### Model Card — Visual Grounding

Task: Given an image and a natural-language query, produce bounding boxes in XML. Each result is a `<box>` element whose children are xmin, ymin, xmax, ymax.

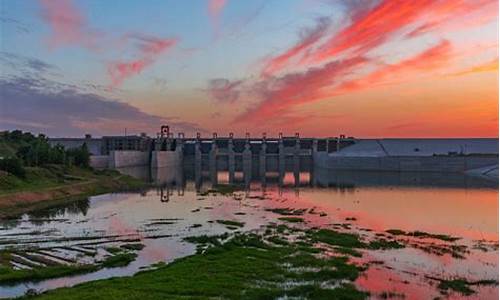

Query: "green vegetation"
<box><xmin>310</xmin><ymin>229</ymin><xmax>365</xmax><ymax>248</ymax></box>
<box><xmin>0</xmin><ymin>264</ymin><xmax>99</xmax><ymax>285</ymax></box>
<box><xmin>310</xmin><ymin>229</ymin><xmax>404</xmax><ymax>251</ymax></box>
<box><xmin>385</xmin><ymin>229</ymin><xmax>460</xmax><ymax>242</ymax></box>
<box><xmin>199</xmin><ymin>184</ymin><xmax>243</xmax><ymax>196</ymax></box>
<box><xmin>435</xmin><ymin>278</ymin><xmax>497</xmax><ymax>296</ymax></box>
<box><xmin>0</xmin><ymin>130</ymin><xmax>148</xmax><ymax>219</ymax></box>
<box><xmin>278</xmin><ymin>217</ymin><xmax>304</xmax><ymax>223</ymax></box>
<box><xmin>0</xmin><ymin>130</ymin><xmax>90</xmax><ymax>171</ymax></box>
<box><xmin>28</xmin><ymin>230</ymin><xmax>369</xmax><ymax>300</ymax></box>
<box><xmin>121</xmin><ymin>243</ymin><xmax>145</xmax><ymax>251</ymax></box>
<box><xmin>266</xmin><ymin>207</ymin><xmax>307</xmax><ymax>216</ymax></box>
<box><xmin>0</xmin><ymin>167</ymin><xmax>146</xmax><ymax>219</ymax></box>
<box><xmin>101</xmin><ymin>253</ymin><xmax>137</xmax><ymax>268</ymax></box>
<box><xmin>367</xmin><ymin>239</ymin><xmax>405</xmax><ymax>250</ymax></box>
<box><xmin>0</xmin><ymin>246</ymin><xmax>141</xmax><ymax>285</ymax></box>
<box><xmin>216</xmin><ymin>220</ymin><xmax>245</xmax><ymax>228</ymax></box>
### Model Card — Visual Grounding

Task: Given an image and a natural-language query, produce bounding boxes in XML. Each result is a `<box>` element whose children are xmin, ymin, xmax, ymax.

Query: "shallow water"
<box><xmin>0</xmin><ymin>166</ymin><xmax>498</xmax><ymax>299</ymax></box>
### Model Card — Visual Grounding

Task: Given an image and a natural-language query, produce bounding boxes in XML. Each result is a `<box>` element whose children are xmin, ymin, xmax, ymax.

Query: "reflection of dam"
<box><xmin>138</xmin><ymin>164</ymin><xmax>499</xmax><ymax>203</ymax></box>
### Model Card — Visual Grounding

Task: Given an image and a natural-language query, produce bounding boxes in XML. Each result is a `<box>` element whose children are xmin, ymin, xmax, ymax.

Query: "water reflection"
<box><xmin>116</xmin><ymin>162</ymin><xmax>498</xmax><ymax>196</ymax></box>
<box><xmin>0</xmin><ymin>163</ymin><xmax>497</xmax><ymax>298</ymax></box>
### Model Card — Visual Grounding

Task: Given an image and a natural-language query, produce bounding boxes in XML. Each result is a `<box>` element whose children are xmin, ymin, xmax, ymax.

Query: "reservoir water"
<box><xmin>0</xmin><ymin>165</ymin><xmax>497</xmax><ymax>299</ymax></box>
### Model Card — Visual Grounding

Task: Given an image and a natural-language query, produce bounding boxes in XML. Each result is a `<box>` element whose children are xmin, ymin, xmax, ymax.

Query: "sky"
<box><xmin>0</xmin><ymin>0</ymin><xmax>498</xmax><ymax>138</ymax></box>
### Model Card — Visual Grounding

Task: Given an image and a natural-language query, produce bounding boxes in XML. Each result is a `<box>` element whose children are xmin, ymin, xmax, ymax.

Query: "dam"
<box><xmin>49</xmin><ymin>127</ymin><xmax>499</xmax><ymax>180</ymax></box>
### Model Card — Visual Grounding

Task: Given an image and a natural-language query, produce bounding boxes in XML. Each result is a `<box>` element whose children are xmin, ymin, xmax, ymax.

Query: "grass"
<box><xmin>310</xmin><ymin>229</ymin><xmax>365</xmax><ymax>248</ymax></box>
<box><xmin>199</xmin><ymin>184</ymin><xmax>243</xmax><ymax>196</ymax></box>
<box><xmin>0</xmin><ymin>243</ymin><xmax>142</xmax><ymax>285</ymax></box>
<box><xmin>385</xmin><ymin>229</ymin><xmax>460</xmax><ymax>242</ymax></box>
<box><xmin>216</xmin><ymin>220</ymin><xmax>245</xmax><ymax>228</ymax></box>
<box><xmin>183</xmin><ymin>233</ymin><xmax>230</xmax><ymax>247</ymax></box>
<box><xmin>120</xmin><ymin>243</ymin><xmax>145</xmax><ymax>251</ymax></box>
<box><xmin>309</xmin><ymin>229</ymin><xmax>405</xmax><ymax>251</ymax></box>
<box><xmin>278</xmin><ymin>217</ymin><xmax>304</xmax><ymax>223</ymax></box>
<box><xmin>101</xmin><ymin>253</ymin><xmax>137</xmax><ymax>268</ymax></box>
<box><xmin>367</xmin><ymin>239</ymin><xmax>405</xmax><ymax>250</ymax></box>
<box><xmin>266</xmin><ymin>207</ymin><xmax>307</xmax><ymax>216</ymax></box>
<box><xmin>27</xmin><ymin>231</ymin><xmax>369</xmax><ymax>300</ymax></box>
<box><xmin>0</xmin><ymin>264</ymin><xmax>99</xmax><ymax>285</ymax></box>
<box><xmin>436</xmin><ymin>278</ymin><xmax>498</xmax><ymax>296</ymax></box>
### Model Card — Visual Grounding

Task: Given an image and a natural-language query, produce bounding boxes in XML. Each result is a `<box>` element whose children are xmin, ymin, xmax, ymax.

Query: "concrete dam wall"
<box><xmin>313</xmin><ymin>138</ymin><xmax>498</xmax><ymax>174</ymax></box>
<box><xmin>151</xmin><ymin>150</ymin><xmax>182</xmax><ymax>168</ymax></box>
<box><xmin>88</xmin><ymin>136</ymin><xmax>498</xmax><ymax>176</ymax></box>
<box><xmin>108</xmin><ymin>151</ymin><xmax>150</xmax><ymax>169</ymax></box>
<box><xmin>313</xmin><ymin>153</ymin><xmax>498</xmax><ymax>173</ymax></box>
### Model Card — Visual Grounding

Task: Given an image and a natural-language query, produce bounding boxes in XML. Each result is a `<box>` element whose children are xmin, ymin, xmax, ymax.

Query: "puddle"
<box><xmin>0</xmin><ymin>167</ymin><xmax>497</xmax><ymax>298</ymax></box>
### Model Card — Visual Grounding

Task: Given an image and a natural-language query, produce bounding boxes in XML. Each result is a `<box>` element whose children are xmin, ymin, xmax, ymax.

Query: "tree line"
<box><xmin>0</xmin><ymin>130</ymin><xmax>90</xmax><ymax>178</ymax></box>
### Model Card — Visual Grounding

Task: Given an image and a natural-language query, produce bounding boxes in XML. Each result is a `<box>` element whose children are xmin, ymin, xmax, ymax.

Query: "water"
<box><xmin>0</xmin><ymin>165</ymin><xmax>497</xmax><ymax>299</ymax></box>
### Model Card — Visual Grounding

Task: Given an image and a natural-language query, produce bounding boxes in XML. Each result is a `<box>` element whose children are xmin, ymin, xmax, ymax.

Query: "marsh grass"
<box><xmin>31</xmin><ymin>229</ymin><xmax>369</xmax><ymax>300</ymax></box>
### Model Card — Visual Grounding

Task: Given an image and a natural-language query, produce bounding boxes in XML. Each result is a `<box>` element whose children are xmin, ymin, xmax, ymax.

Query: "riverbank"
<box><xmin>0</xmin><ymin>166</ymin><xmax>148</xmax><ymax>219</ymax></box>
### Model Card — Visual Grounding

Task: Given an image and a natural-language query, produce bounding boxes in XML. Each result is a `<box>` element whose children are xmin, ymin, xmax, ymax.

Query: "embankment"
<box><xmin>0</xmin><ymin>168</ymin><xmax>147</xmax><ymax>219</ymax></box>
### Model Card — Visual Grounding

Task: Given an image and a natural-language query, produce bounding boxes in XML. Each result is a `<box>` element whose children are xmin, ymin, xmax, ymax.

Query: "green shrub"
<box><xmin>0</xmin><ymin>157</ymin><xmax>26</xmax><ymax>178</ymax></box>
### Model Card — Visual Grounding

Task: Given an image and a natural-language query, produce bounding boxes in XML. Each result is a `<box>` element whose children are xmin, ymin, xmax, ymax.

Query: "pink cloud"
<box><xmin>261</xmin><ymin>0</ymin><xmax>496</xmax><ymax>75</ymax></box>
<box><xmin>38</xmin><ymin>0</ymin><xmax>179</xmax><ymax>88</ymax></box>
<box><xmin>108</xmin><ymin>36</ymin><xmax>177</xmax><ymax>88</ymax></box>
<box><xmin>39</xmin><ymin>0</ymin><xmax>102</xmax><ymax>50</ymax></box>
<box><xmin>238</xmin><ymin>56</ymin><xmax>368</xmax><ymax>123</ymax></box>
<box><xmin>308</xmin><ymin>0</ymin><xmax>491</xmax><ymax>65</ymax></box>
<box><xmin>208</xmin><ymin>0</ymin><xmax>227</xmax><ymax>36</ymax></box>
<box><xmin>238</xmin><ymin>40</ymin><xmax>453</xmax><ymax>124</ymax></box>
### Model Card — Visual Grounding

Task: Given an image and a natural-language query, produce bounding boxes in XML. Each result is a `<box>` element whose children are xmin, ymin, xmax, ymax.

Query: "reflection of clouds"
<box><xmin>141</xmin><ymin>240</ymin><xmax>170</xmax><ymax>262</ymax></box>
<box><xmin>108</xmin><ymin>215</ymin><xmax>142</xmax><ymax>238</ymax></box>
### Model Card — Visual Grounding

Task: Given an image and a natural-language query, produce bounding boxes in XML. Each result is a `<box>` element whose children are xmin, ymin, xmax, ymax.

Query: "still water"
<box><xmin>0</xmin><ymin>165</ymin><xmax>498</xmax><ymax>299</ymax></box>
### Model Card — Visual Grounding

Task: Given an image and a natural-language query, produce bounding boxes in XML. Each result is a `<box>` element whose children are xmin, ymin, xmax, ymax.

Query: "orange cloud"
<box><xmin>108</xmin><ymin>36</ymin><xmax>177</xmax><ymax>88</ymax></box>
<box><xmin>450</xmin><ymin>58</ymin><xmax>499</xmax><ymax>77</ymax></box>
<box><xmin>333</xmin><ymin>40</ymin><xmax>453</xmax><ymax>94</ymax></box>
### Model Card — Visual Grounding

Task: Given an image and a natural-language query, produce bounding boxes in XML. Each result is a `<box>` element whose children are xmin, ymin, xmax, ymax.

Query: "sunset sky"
<box><xmin>0</xmin><ymin>0</ymin><xmax>498</xmax><ymax>137</ymax></box>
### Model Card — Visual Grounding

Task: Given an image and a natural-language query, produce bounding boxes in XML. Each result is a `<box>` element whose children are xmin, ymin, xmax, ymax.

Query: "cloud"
<box><xmin>206</xmin><ymin>78</ymin><xmax>243</xmax><ymax>103</ymax></box>
<box><xmin>0</xmin><ymin>52</ymin><xmax>57</xmax><ymax>74</ymax></box>
<box><xmin>449</xmin><ymin>58</ymin><xmax>498</xmax><ymax>77</ymax></box>
<box><xmin>239</xmin><ymin>0</ymin><xmax>491</xmax><ymax>124</ymax></box>
<box><xmin>237</xmin><ymin>56</ymin><xmax>368</xmax><ymax>123</ymax></box>
<box><xmin>261</xmin><ymin>16</ymin><xmax>331</xmax><ymax>76</ymax></box>
<box><xmin>0</xmin><ymin>76</ymin><xmax>201</xmax><ymax>137</ymax></box>
<box><xmin>238</xmin><ymin>40</ymin><xmax>453</xmax><ymax>123</ymax></box>
<box><xmin>38</xmin><ymin>0</ymin><xmax>103</xmax><ymax>50</ymax></box>
<box><xmin>332</xmin><ymin>40</ymin><xmax>453</xmax><ymax>94</ymax></box>
<box><xmin>107</xmin><ymin>35</ymin><xmax>177</xmax><ymax>88</ymax></box>
<box><xmin>0</xmin><ymin>16</ymin><xmax>31</xmax><ymax>34</ymax></box>
<box><xmin>37</xmin><ymin>0</ymin><xmax>178</xmax><ymax>88</ymax></box>
<box><xmin>208</xmin><ymin>0</ymin><xmax>227</xmax><ymax>36</ymax></box>
<box><xmin>260</xmin><ymin>0</ymin><xmax>495</xmax><ymax>74</ymax></box>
